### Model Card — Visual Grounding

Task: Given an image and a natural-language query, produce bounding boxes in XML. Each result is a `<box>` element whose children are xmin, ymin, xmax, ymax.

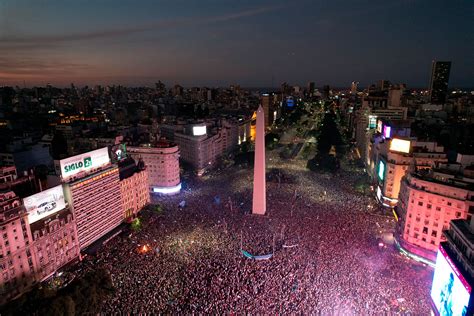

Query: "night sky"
<box><xmin>1</xmin><ymin>0</ymin><xmax>472</xmax><ymax>88</ymax></box>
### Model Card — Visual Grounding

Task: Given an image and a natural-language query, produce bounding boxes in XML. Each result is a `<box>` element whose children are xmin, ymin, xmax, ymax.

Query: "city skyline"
<box><xmin>1</xmin><ymin>0</ymin><xmax>473</xmax><ymax>88</ymax></box>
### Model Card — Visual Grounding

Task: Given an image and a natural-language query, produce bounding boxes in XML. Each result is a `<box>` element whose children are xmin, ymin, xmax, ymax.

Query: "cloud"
<box><xmin>0</xmin><ymin>4</ymin><xmax>285</xmax><ymax>46</ymax></box>
<box><xmin>0</xmin><ymin>56</ymin><xmax>93</xmax><ymax>76</ymax></box>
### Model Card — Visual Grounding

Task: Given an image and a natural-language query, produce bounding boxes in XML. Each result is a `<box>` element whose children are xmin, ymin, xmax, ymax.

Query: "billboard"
<box><xmin>193</xmin><ymin>125</ymin><xmax>207</xmax><ymax>136</ymax></box>
<box><xmin>378</xmin><ymin>160</ymin><xmax>385</xmax><ymax>181</ymax></box>
<box><xmin>286</xmin><ymin>98</ymin><xmax>295</xmax><ymax>107</ymax></box>
<box><xmin>59</xmin><ymin>147</ymin><xmax>110</xmax><ymax>180</ymax></box>
<box><xmin>24</xmin><ymin>185</ymin><xmax>66</xmax><ymax>224</ymax></box>
<box><xmin>111</xmin><ymin>143</ymin><xmax>127</xmax><ymax>162</ymax></box>
<box><xmin>368</xmin><ymin>115</ymin><xmax>377</xmax><ymax>129</ymax></box>
<box><xmin>431</xmin><ymin>245</ymin><xmax>471</xmax><ymax>316</ymax></box>
<box><xmin>383</xmin><ymin>125</ymin><xmax>392</xmax><ymax>138</ymax></box>
<box><xmin>390</xmin><ymin>138</ymin><xmax>411</xmax><ymax>153</ymax></box>
<box><xmin>377</xmin><ymin>120</ymin><xmax>383</xmax><ymax>133</ymax></box>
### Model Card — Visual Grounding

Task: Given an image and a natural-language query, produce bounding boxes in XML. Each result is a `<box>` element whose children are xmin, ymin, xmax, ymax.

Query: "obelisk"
<box><xmin>252</xmin><ymin>105</ymin><xmax>266</xmax><ymax>215</ymax></box>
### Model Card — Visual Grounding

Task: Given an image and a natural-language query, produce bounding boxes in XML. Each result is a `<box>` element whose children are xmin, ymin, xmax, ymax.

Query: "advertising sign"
<box><xmin>377</xmin><ymin>120</ymin><xmax>383</xmax><ymax>133</ymax></box>
<box><xmin>378</xmin><ymin>160</ymin><xmax>385</xmax><ymax>181</ymax></box>
<box><xmin>59</xmin><ymin>147</ymin><xmax>110</xmax><ymax>180</ymax></box>
<box><xmin>390</xmin><ymin>138</ymin><xmax>411</xmax><ymax>154</ymax></box>
<box><xmin>368</xmin><ymin>115</ymin><xmax>377</xmax><ymax>129</ymax></box>
<box><xmin>193</xmin><ymin>125</ymin><xmax>207</xmax><ymax>136</ymax></box>
<box><xmin>383</xmin><ymin>125</ymin><xmax>392</xmax><ymax>138</ymax></box>
<box><xmin>431</xmin><ymin>245</ymin><xmax>471</xmax><ymax>316</ymax></box>
<box><xmin>111</xmin><ymin>143</ymin><xmax>127</xmax><ymax>162</ymax></box>
<box><xmin>23</xmin><ymin>185</ymin><xmax>66</xmax><ymax>224</ymax></box>
<box><xmin>286</xmin><ymin>97</ymin><xmax>295</xmax><ymax>107</ymax></box>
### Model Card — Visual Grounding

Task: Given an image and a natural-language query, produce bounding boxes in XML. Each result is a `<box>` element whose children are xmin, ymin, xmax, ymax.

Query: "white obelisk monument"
<box><xmin>252</xmin><ymin>105</ymin><xmax>266</xmax><ymax>215</ymax></box>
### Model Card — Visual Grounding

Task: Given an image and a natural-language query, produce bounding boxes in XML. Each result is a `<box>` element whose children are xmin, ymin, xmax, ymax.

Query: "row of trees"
<box><xmin>1</xmin><ymin>269</ymin><xmax>114</xmax><ymax>315</ymax></box>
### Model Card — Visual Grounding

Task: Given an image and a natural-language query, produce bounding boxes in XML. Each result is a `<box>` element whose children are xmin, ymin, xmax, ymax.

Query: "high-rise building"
<box><xmin>429</xmin><ymin>61</ymin><xmax>451</xmax><ymax>104</ymax></box>
<box><xmin>396</xmin><ymin>167</ymin><xmax>473</xmax><ymax>262</ymax></box>
<box><xmin>351</xmin><ymin>81</ymin><xmax>358</xmax><ymax>94</ymax></box>
<box><xmin>57</xmin><ymin>148</ymin><xmax>123</xmax><ymax>250</ymax></box>
<box><xmin>372</xmin><ymin>138</ymin><xmax>447</xmax><ymax>207</ymax></box>
<box><xmin>128</xmin><ymin>142</ymin><xmax>181</xmax><ymax>194</ymax></box>
<box><xmin>261</xmin><ymin>94</ymin><xmax>273</xmax><ymax>129</ymax></box>
<box><xmin>307</xmin><ymin>82</ymin><xmax>315</xmax><ymax>96</ymax></box>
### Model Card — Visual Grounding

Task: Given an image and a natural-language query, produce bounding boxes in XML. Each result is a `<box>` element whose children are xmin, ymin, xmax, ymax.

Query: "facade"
<box><xmin>63</xmin><ymin>166</ymin><xmax>122</xmax><ymax>250</ymax></box>
<box><xmin>373</xmin><ymin>139</ymin><xmax>447</xmax><ymax>207</ymax></box>
<box><xmin>128</xmin><ymin>142</ymin><xmax>181</xmax><ymax>193</ymax></box>
<box><xmin>429</xmin><ymin>61</ymin><xmax>451</xmax><ymax>104</ymax></box>
<box><xmin>0</xmin><ymin>191</ymin><xmax>35</xmax><ymax>303</ymax></box>
<box><xmin>397</xmin><ymin>170</ymin><xmax>474</xmax><ymax>262</ymax></box>
<box><xmin>354</xmin><ymin>105</ymin><xmax>408</xmax><ymax>162</ymax></box>
<box><xmin>29</xmin><ymin>207</ymin><xmax>80</xmax><ymax>281</ymax></box>
<box><xmin>261</xmin><ymin>94</ymin><xmax>273</xmax><ymax>128</ymax></box>
<box><xmin>118</xmin><ymin>158</ymin><xmax>150</xmax><ymax>220</ymax></box>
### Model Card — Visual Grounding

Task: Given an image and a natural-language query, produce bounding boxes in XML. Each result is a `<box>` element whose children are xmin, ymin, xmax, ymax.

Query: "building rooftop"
<box><xmin>410</xmin><ymin>171</ymin><xmax>474</xmax><ymax>191</ymax></box>
<box><xmin>450</xmin><ymin>219</ymin><xmax>474</xmax><ymax>245</ymax></box>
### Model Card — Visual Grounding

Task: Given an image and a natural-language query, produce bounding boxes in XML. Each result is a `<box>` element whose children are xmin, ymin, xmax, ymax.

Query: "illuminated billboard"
<box><xmin>377</xmin><ymin>120</ymin><xmax>383</xmax><ymax>133</ymax></box>
<box><xmin>383</xmin><ymin>125</ymin><xmax>392</xmax><ymax>139</ymax></box>
<box><xmin>111</xmin><ymin>143</ymin><xmax>127</xmax><ymax>162</ymax></box>
<box><xmin>431</xmin><ymin>245</ymin><xmax>471</xmax><ymax>316</ymax></box>
<box><xmin>286</xmin><ymin>98</ymin><xmax>295</xmax><ymax>107</ymax></box>
<box><xmin>390</xmin><ymin>138</ymin><xmax>411</xmax><ymax>153</ymax></box>
<box><xmin>378</xmin><ymin>160</ymin><xmax>385</xmax><ymax>181</ymax></box>
<box><xmin>368</xmin><ymin>115</ymin><xmax>377</xmax><ymax>129</ymax></box>
<box><xmin>193</xmin><ymin>125</ymin><xmax>207</xmax><ymax>136</ymax></box>
<box><xmin>59</xmin><ymin>147</ymin><xmax>110</xmax><ymax>180</ymax></box>
<box><xmin>24</xmin><ymin>185</ymin><xmax>66</xmax><ymax>224</ymax></box>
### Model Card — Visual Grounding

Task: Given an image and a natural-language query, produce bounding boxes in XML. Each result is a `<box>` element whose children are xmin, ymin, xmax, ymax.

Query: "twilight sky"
<box><xmin>0</xmin><ymin>0</ymin><xmax>472</xmax><ymax>88</ymax></box>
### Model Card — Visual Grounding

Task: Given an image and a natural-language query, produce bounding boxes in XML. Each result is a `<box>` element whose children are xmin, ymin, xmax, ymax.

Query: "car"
<box><xmin>37</xmin><ymin>201</ymin><xmax>57</xmax><ymax>215</ymax></box>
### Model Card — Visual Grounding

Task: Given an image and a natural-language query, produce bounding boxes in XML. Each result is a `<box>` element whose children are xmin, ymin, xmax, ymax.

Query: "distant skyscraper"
<box><xmin>351</xmin><ymin>81</ymin><xmax>358</xmax><ymax>94</ymax></box>
<box><xmin>307</xmin><ymin>82</ymin><xmax>315</xmax><ymax>96</ymax></box>
<box><xmin>429</xmin><ymin>61</ymin><xmax>451</xmax><ymax>104</ymax></box>
<box><xmin>261</xmin><ymin>94</ymin><xmax>273</xmax><ymax>128</ymax></box>
<box><xmin>252</xmin><ymin>105</ymin><xmax>266</xmax><ymax>215</ymax></box>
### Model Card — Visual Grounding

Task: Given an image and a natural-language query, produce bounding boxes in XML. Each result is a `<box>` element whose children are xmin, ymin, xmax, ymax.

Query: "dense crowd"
<box><xmin>75</xmin><ymin>152</ymin><xmax>433</xmax><ymax>314</ymax></box>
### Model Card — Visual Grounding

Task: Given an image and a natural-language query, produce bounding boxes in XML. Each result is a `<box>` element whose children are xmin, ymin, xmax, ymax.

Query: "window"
<box><xmin>423</xmin><ymin>227</ymin><xmax>428</xmax><ymax>234</ymax></box>
<box><xmin>418</xmin><ymin>202</ymin><xmax>423</xmax><ymax>206</ymax></box>
<box><xmin>447</xmin><ymin>202</ymin><xmax>452</xmax><ymax>206</ymax></box>
<box><xmin>436</xmin><ymin>207</ymin><xmax>441</xmax><ymax>211</ymax></box>
<box><xmin>455</xmin><ymin>212</ymin><xmax>461</xmax><ymax>218</ymax></box>
<box><xmin>427</xmin><ymin>204</ymin><xmax>432</xmax><ymax>209</ymax></box>
<box><xmin>431</xmin><ymin>231</ymin><xmax>437</xmax><ymax>237</ymax></box>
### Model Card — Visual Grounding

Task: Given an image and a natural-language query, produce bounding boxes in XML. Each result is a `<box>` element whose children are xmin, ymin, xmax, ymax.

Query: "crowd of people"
<box><xmin>74</xmin><ymin>151</ymin><xmax>433</xmax><ymax>314</ymax></box>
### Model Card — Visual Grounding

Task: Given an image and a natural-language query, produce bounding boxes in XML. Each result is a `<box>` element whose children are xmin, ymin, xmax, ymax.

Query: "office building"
<box><xmin>261</xmin><ymin>94</ymin><xmax>273</xmax><ymax>128</ymax></box>
<box><xmin>373</xmin><ymin>138</ymin><xmax>447</xmax><ymax>207</ymax></box>
<box><xmin>429</xmin><ymin>61</ymin><xmax>451</xmax><ymax>104</ymax></box>
<box><xmin>128</xmin><ymin>142</ymin><xmax>181</xmax><ymax>194</ymax></box>
<box><xmin>118</xmin><ymin>158</ymin><xmax>150</xmax><ymax>220</ymax></box>
<box><xmin>59</xmin><ymin>148</ymin><xmax>122</xmax><ymax>250</ymax></box>
<box><xmin>396</xmin><ymin>167</ymin><xmax>474</xmax><ymax>262</ymax></box>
